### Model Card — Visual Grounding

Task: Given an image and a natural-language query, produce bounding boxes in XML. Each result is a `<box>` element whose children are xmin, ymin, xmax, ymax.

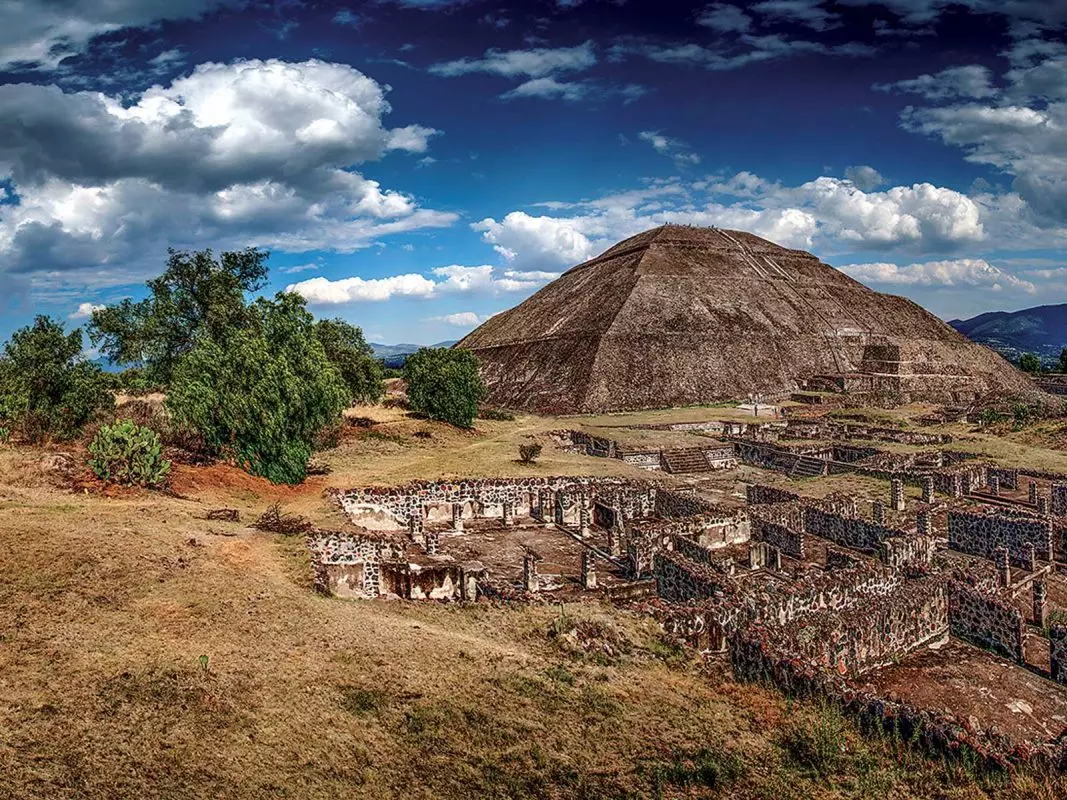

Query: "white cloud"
<box><xmin>0</xmin><ymin>0</ymin><xmax>242</xmax><ymax>70</ymax></box>
<box><xmin>876</xmin><ymin>65</ymin><xmax>997</xmax><ymax>101</ymax></box>
<box><xmin>0</xmin><ymin>59</ymin><xmax>455</xmax><ymax>289</ymax></box>
<box><xmin>697</xmin><ymin>4</ymin><xmax>753</xmax><ymax>32</ymax></box>
<box><xmin>501</xmin><ymin>77</ymin><xmax>592</xmax><ymax>101</ymax></box>
<box><xmin>428</xmin><ymin>311</ymin><xmax>494</xmax><ymax>326</ymax></box>
<box><xmin>472</xmin><ymin>172</ymin><xmax>987</xmax><ymax>270</ymax></box>
<box><xmin>286</xmin><ymin>264</ymin><xmax>555</xmax><ymax>306</ymax></box>
<box><xmin>430</xmin><ymin>41</ymin><xmax>596</xmax><ymax>78</ymax></box>
<box><xmin>843</xmin><ymin>165</ymin><xmax>886</xmax><ymax>191</ymax></box>
<box><xmin>751</xmin><ymin>0</ymin><xmax>842</xmax><ymax>31</ymax></box>
<box><xmin>286</xmin><ymin>273</ymin><xmax>437</xmax><ymax>304</ymax></box>
<box><xmin>838</xmin><ymin>258</ymin><xmax>1037</xmax><ymax>293</ymax></box>
<box><xmin>638</xmin><ymin>130</ymin><xmax>701</xmax><ymax>167</ymax></box>
<box><xmin>611</xmin><ymin>33</ymin><xmax>874</xmax><ymax>72</ymax></box>
<box><xmin>69</xmin><ymin>301</ymin><xmax>105</xmax><ymax>319</ymax></box>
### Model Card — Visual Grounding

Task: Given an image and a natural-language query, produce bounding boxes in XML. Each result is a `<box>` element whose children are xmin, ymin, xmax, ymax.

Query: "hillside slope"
<box><xmin>950</xmin><ymin>304</ymin><xmax>1067</xmax><ymax>362</ymax></box>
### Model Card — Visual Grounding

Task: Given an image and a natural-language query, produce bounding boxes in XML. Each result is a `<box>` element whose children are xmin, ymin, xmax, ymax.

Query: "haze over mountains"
<box><xmin>950</xmin><ymin>306</ymin><xmax>1067</xmax><ymax>363</ymax></box>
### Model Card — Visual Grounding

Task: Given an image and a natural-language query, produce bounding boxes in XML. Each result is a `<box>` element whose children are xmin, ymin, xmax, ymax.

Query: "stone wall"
<box><xmin>746</xmin><ymin>484</ymin><xmax>801</xmax><ymax>506</ymax></box>
<box><xmin>803</xmin><ymin>507</ymin><xmax>900</xmax><ymax>552</ymax></box>
<box><xmin>306</xmin><ymin>531</ymin><xmax>408</xmax><ymax>598</ymax></box>
<box><xmin>751</xmin><ymin>515</ymin><xmax>806</xmax><ymax>559</ymax></box>
<box><xmin>948</xmin><ymin>580</ymin><xmax>1024</xmax><ymax>662</ymax></box>
<box><xmin>654</xmin><ymin>550</ymin><xmax>729</xmax><ymax>601</ymax></box>
<box><xmin>1051</xmin><ymin>625</ymin><xmax>1067</xmax><ymax>685</ymax></box>
<box><xmin>627</xmin><ymin>507</ymin><xmax>750</xmax><ymax>576</ymax></box>
<box><xmin>879</xmin><ymin>534</ymin><xmax>935</xmax><ymax>570</ymax></box>
<box><xmin>332</xmin><ymin>476</ymin><xmax>655</xmax><ymax>530</ymax></box>
<box><xmin>947</xmin><ymin>510</ymin><xmax>1053</xmax><ymax>566</ymax></box>
<box><xmin>988</xmin><ymin>467</ymin><xmax>1019</xmax><ymax>491</ymax></box>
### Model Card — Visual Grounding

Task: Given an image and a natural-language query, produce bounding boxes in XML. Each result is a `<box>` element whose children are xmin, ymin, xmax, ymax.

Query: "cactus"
<box><xmin>87</xmin><ymin>419</ymin><xmax>172</xmax><ymax>488</ymax></box>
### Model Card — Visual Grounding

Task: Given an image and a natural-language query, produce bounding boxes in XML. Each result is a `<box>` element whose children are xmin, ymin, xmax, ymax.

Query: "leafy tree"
<box><xmin>89</xmin><ymin>247</ymin><xmax>269</xmax><ymax>386</ymax></box>
<box><xmin>166</xmin><ymin>292</ymin><xmax>347</xmax><ymax>484</ymax></box>
<box><xmin>1019</xmin><ymin>352</ymin><xmax>1043</xmax><ymax>373</ymax></box>
<box><xmin>314</xmin><ymin>318</ymin><xmax>383</xmax><ymax>405</ymax></box>
<box><xmin>404</xmin><ymin>347</ymin><xmax>486</xmax><ymax>429</ymax></box>
<box><xmin>1057</xmin><ymin>347</ymin><xmax>1067</xmax><ymax>374</ymax></box>
<box><xmin>0</xmin><ymin>316</ymin><xmax>113</xmax><ymax>442</ymax></box>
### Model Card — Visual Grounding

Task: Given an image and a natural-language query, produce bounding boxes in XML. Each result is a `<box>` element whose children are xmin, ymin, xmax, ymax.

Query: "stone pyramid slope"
<box><xmin>457</xmin><ymin>225</ymin><xmax>1036</xmax><ymax>414</ymax></box>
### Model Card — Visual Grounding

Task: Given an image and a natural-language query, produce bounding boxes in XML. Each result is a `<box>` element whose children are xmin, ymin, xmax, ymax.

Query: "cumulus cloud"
<box><xmin>70</xmin><ymin>301</ymin><xmax>105</xmax><ymax>319</ymax></box>
<box><xmin>838</xmin><ymin>258</ymin><xmax>1036</xmax><ymax>293</ymax></box>
<box><xmin>0</xmin><ymin>0</ymin><xmax>243</xmax><ymax>70</ymax></box>
<box><xmin>889</xmin><ymin>44</ymin><xmax>1067</xmax><ymax>226</ymax></box>
<box><xmin>430</xmin><ymin>41</ymin><xmax>596</xmax><ymax>78</ymax></box>
<box><xmin>428</xmin><ymin>311</ymin><xmax>494</xmax><ymax>326</ymax></box>
<box><xmin>0</xmin><ymin>59</ymin><xmax>455</xmax><ymax>290</ymax></box>
<box><xmin>473</xmin><ymin>172</ymin><xmax>987</xmax><ymax>270</ymax></box>
<box><xmin>287</xmin><ymin>265</ymin><xmax>554</xmax><ymax>306</ymax></box>
<box><xmin>843</xmin><ymin>165</ymin><xmax>886</xmax><ymax>191</ymax></box>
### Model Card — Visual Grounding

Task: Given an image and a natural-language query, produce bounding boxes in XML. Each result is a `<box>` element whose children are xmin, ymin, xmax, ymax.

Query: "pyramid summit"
<box><xmin>457</xmin><ymin>224</ymin><xmax>1035</xmax><ymax>413</ymax></box>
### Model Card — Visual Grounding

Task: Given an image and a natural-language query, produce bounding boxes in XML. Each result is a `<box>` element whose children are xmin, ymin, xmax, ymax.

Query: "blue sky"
<box><xmin>0</xmin><ymin>0</ymin><xmax>1065</xmax><ymax>348</ymax></box>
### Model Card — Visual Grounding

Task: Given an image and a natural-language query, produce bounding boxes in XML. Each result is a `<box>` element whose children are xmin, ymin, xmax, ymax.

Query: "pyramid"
<box><xmin>456</xmin><ymin>225</ymin><xmax>1036</xmax><ymax>414</ymax></box>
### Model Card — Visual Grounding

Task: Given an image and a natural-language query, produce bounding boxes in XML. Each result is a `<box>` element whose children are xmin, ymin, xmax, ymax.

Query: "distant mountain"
<box><xmin>949</xmin><ymin>305</ymin><xmax>1067</xmax><ymax>364</ymax></box>
<box><xmin>370</xmin><ymin>340</ymin><xmax>456</xmax><ymax>368</ymax></box>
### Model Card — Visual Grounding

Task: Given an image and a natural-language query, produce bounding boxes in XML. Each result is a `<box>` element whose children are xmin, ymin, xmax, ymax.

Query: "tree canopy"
<box><xmin>1019</xmin><ymin>352</ymin><xmax>1042</xmax><ymax>374</ymax></box>
<box><xmin>314</xmin><ymin>318</ymin><xmax>383</xmax><ymax>405</ymax></box>
<box><xmin>166</xmin><ymin>292</ymin><xmax>348</xmax><ymax>484</ymax></box>
<box><xmin>404</xmin><ymin>347</ymin><xmax>486</xmax><ymax>429</ymax></box>
<box><xmin>88</xmin><ymin>247</ymin><xmax>269</xmax><ymax>385</ymax></box>
<box><xmin>0</xmin><ymin>316</ymin><xmax>113</xmax><ymax>441</ymax></box>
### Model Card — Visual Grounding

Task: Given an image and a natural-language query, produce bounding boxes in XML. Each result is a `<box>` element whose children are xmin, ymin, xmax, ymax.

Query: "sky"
<box><xmin>0</xmin><ymin>0</ymin><xmax>1065</xmax><ymax>348</ymax></box>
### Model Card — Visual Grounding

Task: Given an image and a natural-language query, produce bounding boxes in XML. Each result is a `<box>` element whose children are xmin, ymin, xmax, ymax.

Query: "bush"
<box><xmin>519</xmin><ymin>443</ymin><xmax>542</xmax><ymax>463</ymax></box>
<box><xmin>403</xmin><ymin>348</ymin><xmax>486</xmax><ymax>429</ymax></box>
<box><xmin>167</xmin><ymin>293</ymin><xmax>348</xmax><ymax>484</ymax></box>
<box><xmin>1019</xmin><ymin>352</ymin><xmax>1042</xmax><ymax>374</ymax></box>
<box><xmin>479</xmin><ymin>408</ymin><xmax>515</xmax><ymax>421</ymax></box>
<box><xmin>88</xmin><ymin>420</ymin><xmax>172</xmax><ymax>487</ymax></box>
<box><xmin>776</xmin><ymin>702</ymin><xmax>849</xmax><ymax>777</ymax></box>
<box><xmin>0</xmin><ymin>316</ymin><xmax>114</xmax><ymax>442</ymax></box>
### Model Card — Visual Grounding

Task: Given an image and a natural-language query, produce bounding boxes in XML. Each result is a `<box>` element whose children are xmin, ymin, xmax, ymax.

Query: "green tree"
<box><xmin>166</xmin><ymin>292</ymin><xmax>347</xmax><ymax>484</ymax></box>
<box><xmin>0</xmin><ymin>316</ymin><xmax>114</xmax><ymax>442</ymax></box>
<box><xmin>88</xmin><ymin>247</ymin><xmax>269</xmax><ymax>386</ymax></box>
<box><xmin>1019</xmin><ymin>352</ymin><xmax>1043</xmax><ymax>374</ymax></box>
<box><xmin>314</xmin><ymin>318</ymin><xmax>383</xmax><ymax>405</ymax></box>
<box><xmin>404</xmin><ymin>347</ymin><xmax>486</xmax><ymax>429</ymax></box>
<box><xmin>1057</xmin><ymin>347</ymin><xmax>1067</xmax><ymax>374</ymax></box>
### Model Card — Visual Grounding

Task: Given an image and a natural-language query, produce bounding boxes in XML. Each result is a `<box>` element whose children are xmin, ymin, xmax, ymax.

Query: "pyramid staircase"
<box><xmin>790</xmin><ymin>455</ymin><xmax>827</xmax><ymax>478</ymax></box>
<box><xmin>662</xmin><ymin>448</ymin><xmax>711</xmax><ymax>474</ymax></box>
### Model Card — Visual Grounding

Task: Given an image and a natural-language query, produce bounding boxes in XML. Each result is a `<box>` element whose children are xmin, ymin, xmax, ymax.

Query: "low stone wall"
<box><xmin>746</xmin><ymin>484</ymin><xmax>801</xmax><ymax>506</ymax></box>
<box><xmin>332</xmin><ymin>476</ymin><xmax>655</xmax><ymax>529</ymax></box>
<box><xmin>948</xmin><ymin>580</ymin><xmax>1024</xmax><ymax>662</ymax></box>
<box><xmin>988</xmin><ymin>467</ymin><xmax>1019</xmax><ymax>491</ymax></box>
<box><xmin>654</xmin><ymin>550</ymin><xmax>729</xmax><ymax>601</ymax></box>
<box><xmin>947</xmin><ymin>510</ymin><xmax>1053</xmax><ymax>566</ymax></box>
<box><xmin>306</xmin><ymin>531</ymin><xmax>407</xmax><ymax>598</ymax></box>
<box><xmin>655</xmin><ymin>487</ymin><xmax>713</xmax><ymax>519</ymax></box>
<box><xmin>627</xmin><ymin>507</ymin><xmax>750</xmax><ymax>576</ymax></box>
<box><xmin>1051</xmin><ymin>625</ymin><xmax>1067</xmax><ymax>685</ymax></box>
<box><xmin>751</xmin><ymin>515</ymin><xmax>805</xmax><ymax>559</ymax></box>
<box><xmin>803</xmin><ymin>507</ymin><xmax>899</xmax><ymax>552</ymax></box>
<box><xmin>879</xmin><ymin>535</ymin><xmax>935</xmax><ymax>570</ymax></box>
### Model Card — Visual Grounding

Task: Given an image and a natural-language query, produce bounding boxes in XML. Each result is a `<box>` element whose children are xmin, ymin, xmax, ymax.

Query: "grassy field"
<box><xmin>2</xmin><ymin>404</ymin><xmax>1067</xmax><ymax>798</ymax></box>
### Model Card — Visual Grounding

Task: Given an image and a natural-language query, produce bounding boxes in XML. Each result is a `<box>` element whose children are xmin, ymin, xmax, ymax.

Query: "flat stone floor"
<box><xmin>434</xmin><ymin>519</ymin><xmax>629</xmax><ymax>596</ymax></box>
<box><xmin>859</xmin><ymin>637</ymin><xmax>1067</xmax><ymax>744</ymax></box>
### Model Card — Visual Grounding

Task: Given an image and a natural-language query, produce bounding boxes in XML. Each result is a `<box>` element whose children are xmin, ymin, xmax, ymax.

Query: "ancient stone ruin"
<box><xmin>456</xmin><ymin>224</ymin><xmax>1038</xmax><ymax>413</ymax></box>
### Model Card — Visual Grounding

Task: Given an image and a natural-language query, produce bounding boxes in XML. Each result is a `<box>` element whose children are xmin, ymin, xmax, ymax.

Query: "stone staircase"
<box><xmin>790</xmin><ymin>455</ymin><xmax>827</xmax><ymax>478</ymax></box>
<box><xmin>661</xmin><ymin>448</ymin><xmax>711</xmax><ymax>474</ymax></box>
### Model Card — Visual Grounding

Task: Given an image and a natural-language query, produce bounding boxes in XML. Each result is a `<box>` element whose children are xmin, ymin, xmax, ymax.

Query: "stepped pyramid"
<box><xmin>457</xmin><ymin>225</ymin><xmax>1035</xmax><ymax>414</ymax></box>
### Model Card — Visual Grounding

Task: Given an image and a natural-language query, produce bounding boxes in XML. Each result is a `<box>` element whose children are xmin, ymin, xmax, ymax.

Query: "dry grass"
<box><xmin>1</xmin><ymin>405</ymin><xmax>1066</xmax><ymax>798</ymax></box>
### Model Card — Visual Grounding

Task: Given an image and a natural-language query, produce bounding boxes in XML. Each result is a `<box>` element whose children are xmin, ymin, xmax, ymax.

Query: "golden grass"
<box><xmin>1</xmin><ymin>406</ymin><xmax>1066</xmax><ymax>798</ymax></box>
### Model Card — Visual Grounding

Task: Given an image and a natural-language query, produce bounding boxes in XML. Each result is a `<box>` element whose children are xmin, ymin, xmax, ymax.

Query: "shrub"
<box><xmin>479</xmin><ymin>408</ymin><xmax>515</xmax><ymax>421</ymax></box>
<box><xmin>1019</xmin><ymin>353</ymin><xmax>1042</xmax><ymax>374</ymax></box>
<box><xmin>88</xmin><ymin>420</ymin><xmax>172</xmax><ymax>487</ymax></box>
<box><xmin>519</xmin><ymin>443</ymin><xmax>542</xmax><ymax>463</ymax></box>
<box><xmin>403</xmin><ymin>347</ymin><xmax>486</xmax><ymax>429</ymax></box>
<box><xmin>167</xmin><ymin>293</ymin><xmax>348</xmax><ymax>484</ymax></box>
<box><xmin>0</xmin><ymin>316</ymin><xmax>114</xmax><ymax>442</ymax></box>
<box><xmin>776</xmin><ymin>702</ymin><xmax>849</xmax><ymax>777</ymax></box>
